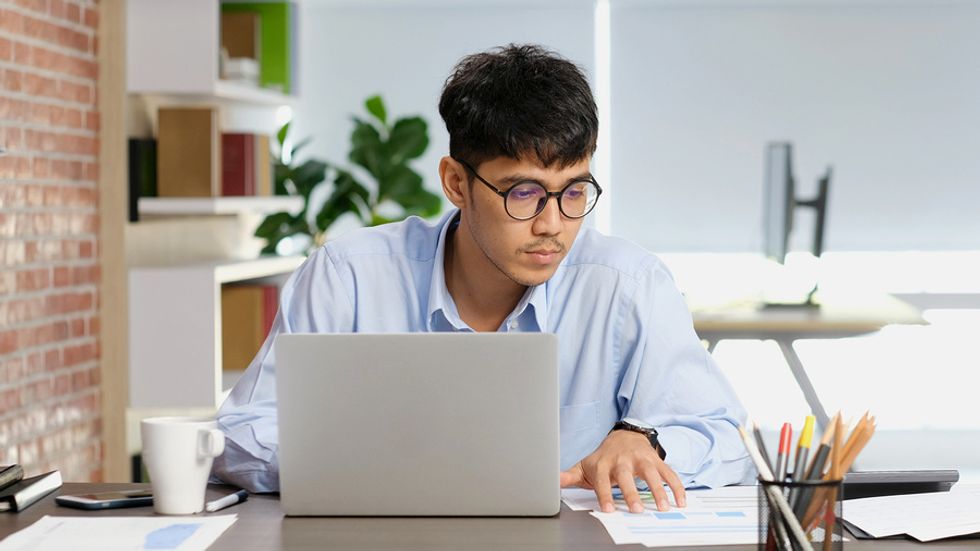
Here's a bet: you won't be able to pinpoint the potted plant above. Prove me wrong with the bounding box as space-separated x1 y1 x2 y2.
256 95 442 255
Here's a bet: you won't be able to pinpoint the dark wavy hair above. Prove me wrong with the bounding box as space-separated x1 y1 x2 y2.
439 44 598 169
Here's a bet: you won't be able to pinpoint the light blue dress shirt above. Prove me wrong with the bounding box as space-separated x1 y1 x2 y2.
213 209 754 493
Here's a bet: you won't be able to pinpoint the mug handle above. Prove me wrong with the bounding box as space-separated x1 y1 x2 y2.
199 428 226 458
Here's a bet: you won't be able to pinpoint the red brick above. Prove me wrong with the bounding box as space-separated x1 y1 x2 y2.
65 2 80 24
50 0 65 19
69 318 85 338
0 37 11 61
44 349 61 370
85 110 98 131
0 9 24 34
3 69 24 92
53 266 70 286
83 7 97 29
16 268 50 292
0 331 16 354
14 0 48 14
87 315 99 336
13 41 31 64
32 158 50 179
23 72 59 99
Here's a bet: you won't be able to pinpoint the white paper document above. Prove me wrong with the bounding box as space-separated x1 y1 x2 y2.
843 485 980 542
0 514 237 551
562 486 759 547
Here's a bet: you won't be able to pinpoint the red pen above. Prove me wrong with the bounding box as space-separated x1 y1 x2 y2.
774 423 792 482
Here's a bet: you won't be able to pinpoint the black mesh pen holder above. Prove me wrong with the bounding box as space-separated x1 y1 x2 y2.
758 477 843 551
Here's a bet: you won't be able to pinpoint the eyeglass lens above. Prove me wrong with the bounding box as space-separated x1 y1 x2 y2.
505 181 599 220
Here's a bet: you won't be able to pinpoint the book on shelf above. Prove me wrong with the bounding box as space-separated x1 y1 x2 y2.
157 107 220 198
221 2 293 94
221 11 261 61
0 470 61 512
0 465 24 491
222 133 273 197
221 284 279 372
128 137 157 222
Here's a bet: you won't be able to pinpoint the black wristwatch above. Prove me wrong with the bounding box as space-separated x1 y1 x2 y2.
610 419 667 460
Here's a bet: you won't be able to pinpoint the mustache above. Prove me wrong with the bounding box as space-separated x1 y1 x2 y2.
520 239 566 254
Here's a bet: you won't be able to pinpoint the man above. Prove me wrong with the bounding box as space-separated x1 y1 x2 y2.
213 44 754 514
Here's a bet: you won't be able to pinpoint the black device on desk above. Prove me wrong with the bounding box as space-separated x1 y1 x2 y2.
843 469 959 500
56 489 153 510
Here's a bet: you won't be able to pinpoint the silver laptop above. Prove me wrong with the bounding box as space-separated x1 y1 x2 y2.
275 333 560 516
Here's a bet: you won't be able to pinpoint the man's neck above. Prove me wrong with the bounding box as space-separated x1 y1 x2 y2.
444 217 526 332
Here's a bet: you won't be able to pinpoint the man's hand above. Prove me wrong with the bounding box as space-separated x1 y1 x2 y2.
559 430 686 514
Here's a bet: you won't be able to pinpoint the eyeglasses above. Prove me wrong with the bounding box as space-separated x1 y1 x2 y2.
456 159 603 221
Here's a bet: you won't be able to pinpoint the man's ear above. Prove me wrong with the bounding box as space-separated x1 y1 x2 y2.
439 156 468 209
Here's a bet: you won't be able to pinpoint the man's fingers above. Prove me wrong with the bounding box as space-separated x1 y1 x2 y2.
593 470 615 513
640 467 670 511
614 467 645 514
659 462 687 507
559 463 585 488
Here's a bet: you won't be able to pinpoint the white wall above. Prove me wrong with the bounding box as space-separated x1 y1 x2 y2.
610 0 980 252
292 0 595 233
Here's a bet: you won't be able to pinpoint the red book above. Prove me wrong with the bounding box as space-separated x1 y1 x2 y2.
262 285 278 337
222 133 255 196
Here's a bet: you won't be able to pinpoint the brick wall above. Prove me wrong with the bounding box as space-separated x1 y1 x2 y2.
0 0 102 481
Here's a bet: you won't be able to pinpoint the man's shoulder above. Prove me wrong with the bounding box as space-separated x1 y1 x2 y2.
563 228 669 283
318 215 443 265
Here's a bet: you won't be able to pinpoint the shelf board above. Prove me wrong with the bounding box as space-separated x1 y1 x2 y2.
131 255 306 282
212 255 306 283
213 80 295 106
139 196 303 216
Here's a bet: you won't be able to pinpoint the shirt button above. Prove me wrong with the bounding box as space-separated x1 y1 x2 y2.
508 320 519 330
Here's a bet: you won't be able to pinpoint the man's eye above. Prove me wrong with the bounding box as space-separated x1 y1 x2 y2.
510 188 540 200
564 190 584 200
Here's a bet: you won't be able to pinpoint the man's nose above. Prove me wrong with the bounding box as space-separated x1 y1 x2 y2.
531 195 562 235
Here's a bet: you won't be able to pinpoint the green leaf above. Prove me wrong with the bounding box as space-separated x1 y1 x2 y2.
289 136 313 160
348 119 387 180
365 95 387 126
379 164 423 202
388 117 428 163
314 171 371 233
277 123 290 148
290 159 328 200
254 211 310 256
369 213 396 226
254 212 295 239
399 188 442 217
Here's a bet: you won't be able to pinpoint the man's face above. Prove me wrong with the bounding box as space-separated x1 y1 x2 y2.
461 156 592 287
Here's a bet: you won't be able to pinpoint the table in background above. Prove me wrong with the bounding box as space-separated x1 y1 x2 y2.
691 290 924 431
0 483 974 550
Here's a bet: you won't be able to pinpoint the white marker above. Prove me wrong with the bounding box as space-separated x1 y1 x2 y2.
205 489 248 513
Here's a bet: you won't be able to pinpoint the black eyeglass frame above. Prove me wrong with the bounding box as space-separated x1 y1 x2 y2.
456 158 603 221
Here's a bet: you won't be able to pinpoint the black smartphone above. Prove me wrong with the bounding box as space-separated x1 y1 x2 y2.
55 489 153 510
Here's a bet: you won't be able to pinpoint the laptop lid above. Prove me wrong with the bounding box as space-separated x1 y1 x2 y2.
276 333 560 516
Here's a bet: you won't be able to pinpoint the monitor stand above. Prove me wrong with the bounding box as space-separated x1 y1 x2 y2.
761 284 821 310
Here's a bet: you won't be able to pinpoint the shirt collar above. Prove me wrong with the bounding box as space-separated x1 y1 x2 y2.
426 209 549 332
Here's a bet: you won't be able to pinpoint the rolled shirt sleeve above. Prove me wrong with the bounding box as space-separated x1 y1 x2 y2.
617 259 755 488
211 248 355 493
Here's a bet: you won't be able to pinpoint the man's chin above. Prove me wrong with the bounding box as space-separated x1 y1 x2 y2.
510 266 559 287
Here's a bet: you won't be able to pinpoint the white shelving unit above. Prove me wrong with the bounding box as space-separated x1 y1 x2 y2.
129 256 305 409
123 1 303 471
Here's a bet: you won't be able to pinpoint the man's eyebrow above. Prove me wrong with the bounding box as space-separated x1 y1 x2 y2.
497 172 595 187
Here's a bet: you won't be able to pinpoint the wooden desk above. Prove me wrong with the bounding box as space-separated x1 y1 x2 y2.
691 290 925 430
1 483 974 550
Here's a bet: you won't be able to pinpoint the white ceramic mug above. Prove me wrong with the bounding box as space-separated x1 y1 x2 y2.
141 416 225 515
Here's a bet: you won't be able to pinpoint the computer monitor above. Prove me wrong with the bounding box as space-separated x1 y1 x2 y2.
762 142 832 306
